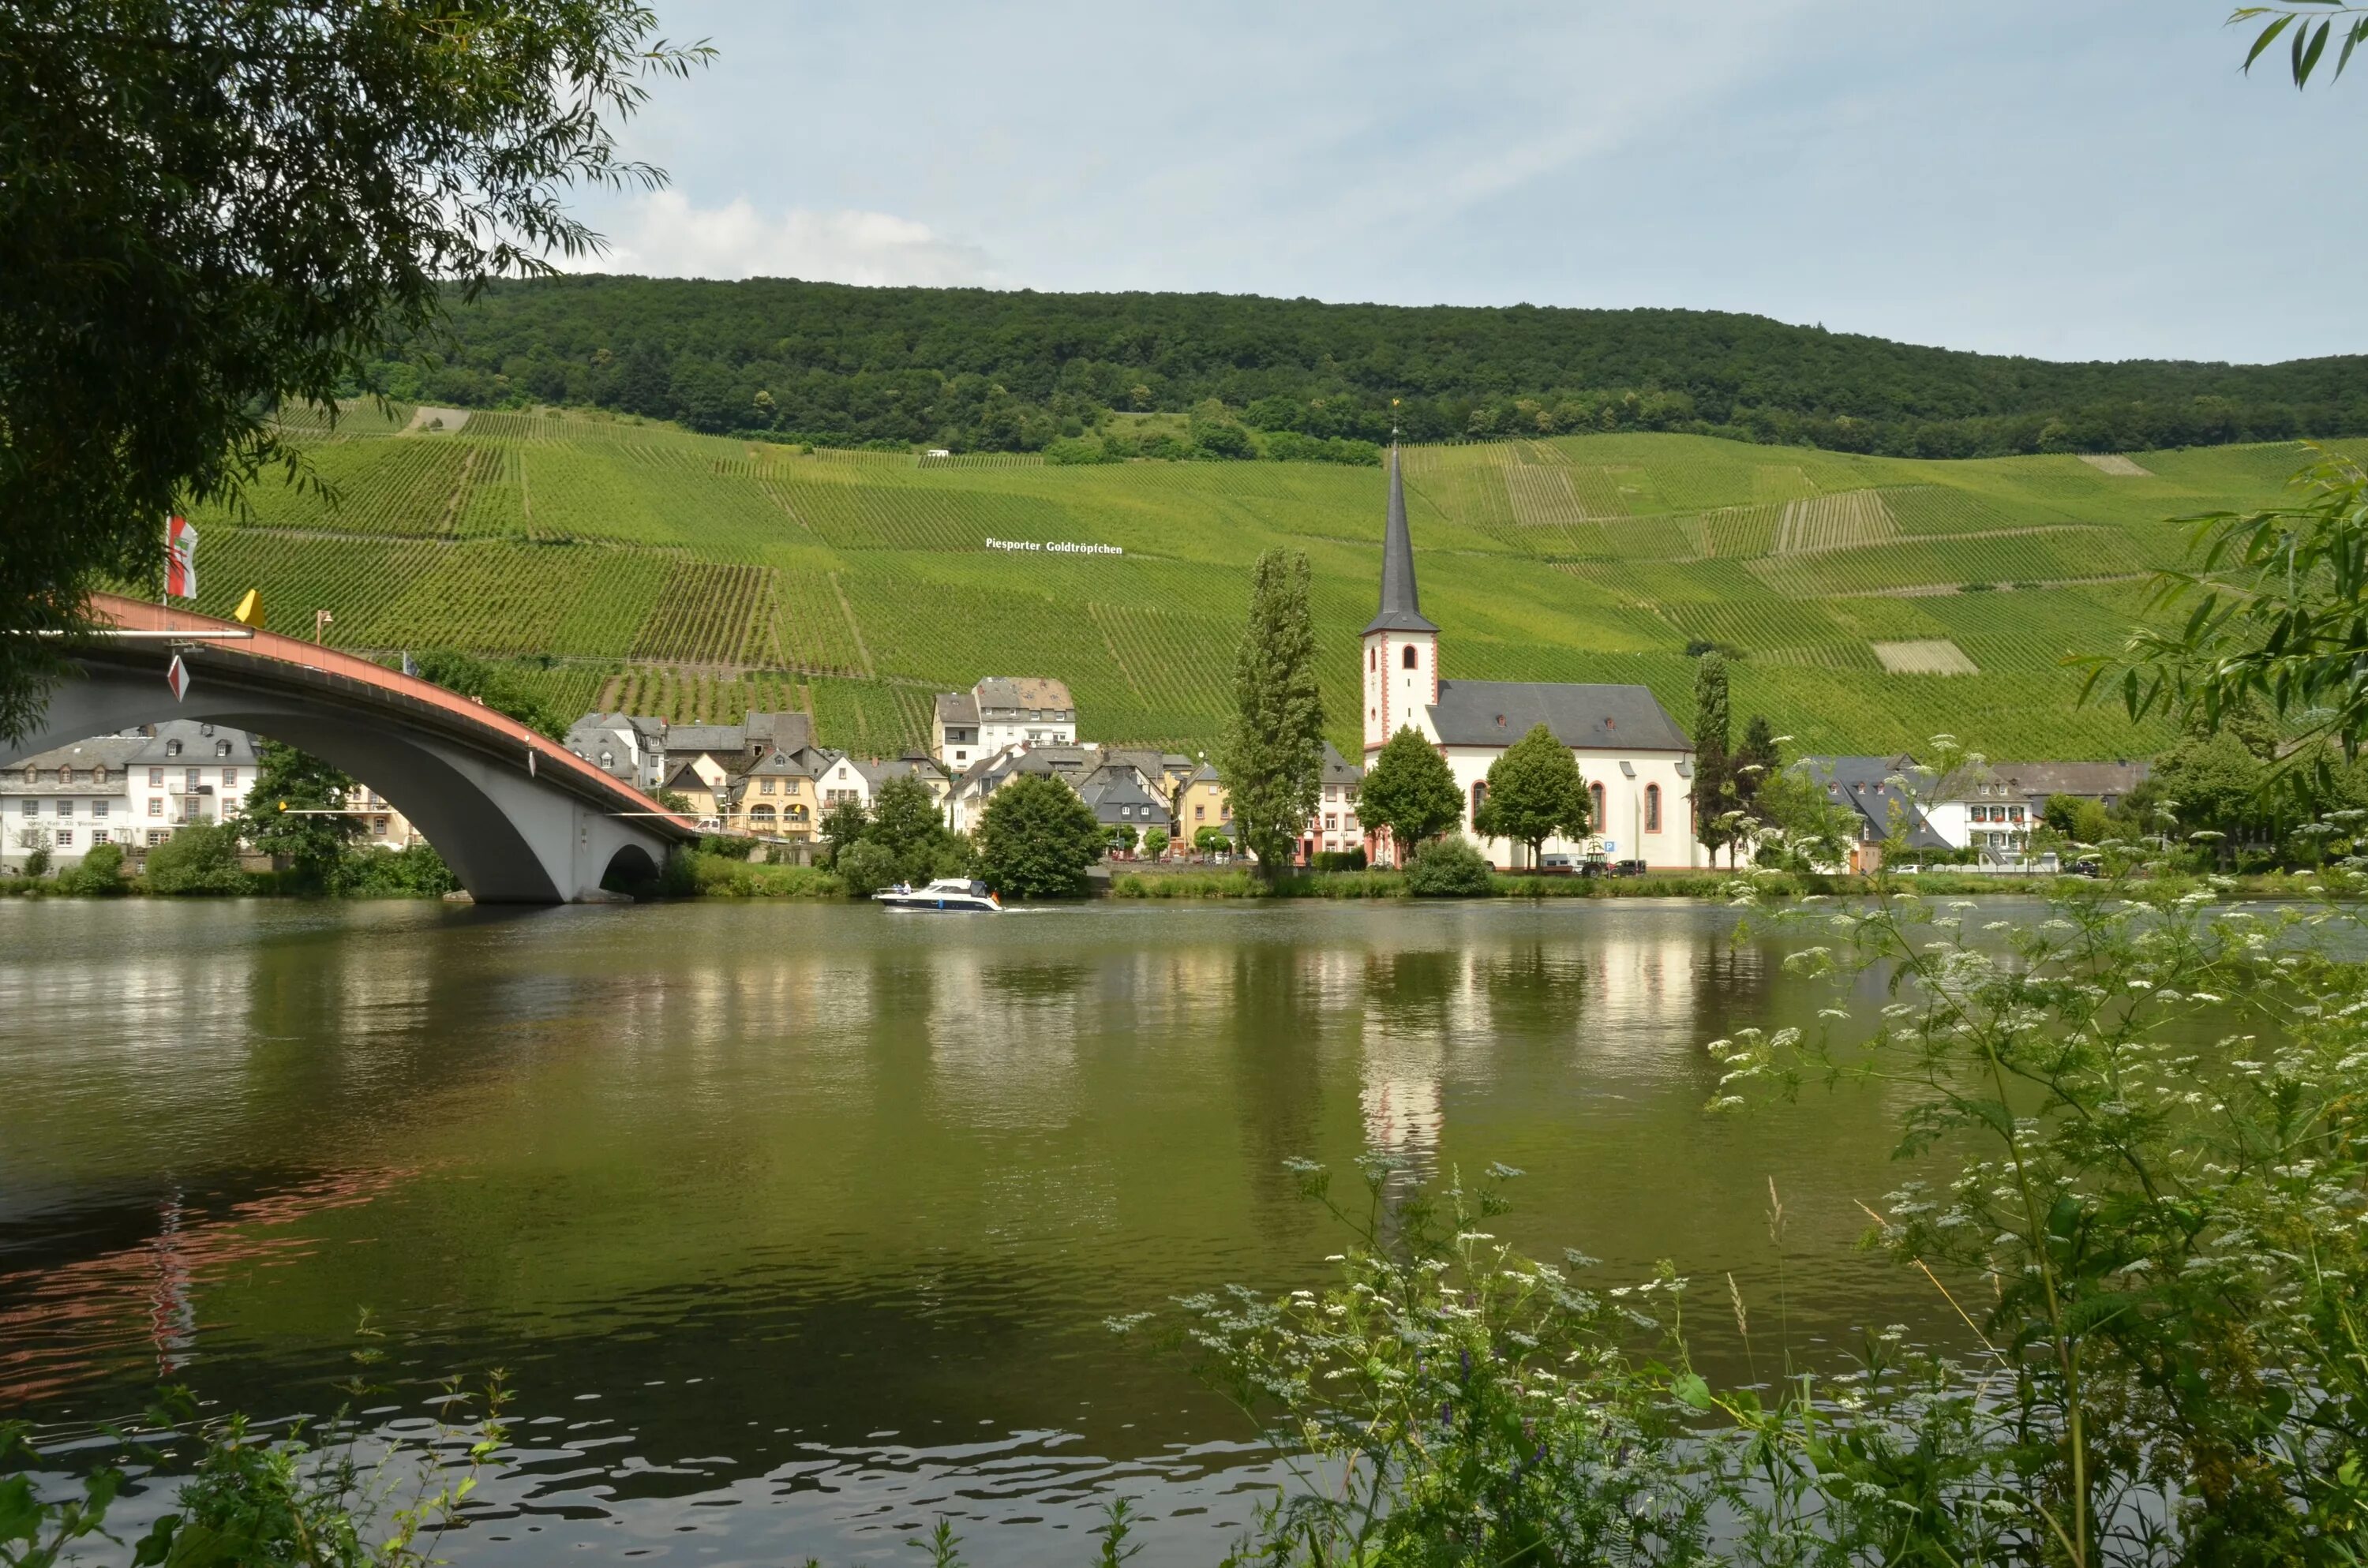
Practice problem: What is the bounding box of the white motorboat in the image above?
[874,878,1002,912]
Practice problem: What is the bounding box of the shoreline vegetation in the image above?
[6,852,2349,905]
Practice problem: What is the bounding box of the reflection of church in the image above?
[1361,451,1703,870]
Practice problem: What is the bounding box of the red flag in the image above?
[166,515,198,599]
[166,654,191,702]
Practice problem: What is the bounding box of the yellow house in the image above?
[729,746,823,840]
[1174,761,1231,851]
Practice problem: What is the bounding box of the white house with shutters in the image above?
[1359,449,1703,872]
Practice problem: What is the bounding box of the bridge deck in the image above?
[86,594,696,841]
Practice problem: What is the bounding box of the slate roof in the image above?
[2,732,149,791]
[745,712,814,753]
[1426,681,1691,752]
[1320,741,1362,787]
[664,724,746,758]
[1365,447,1439,635]
[935,691,980,726]
[1794,757,1951,850]
[129,721,260,767]
[974,676,1073,713]
[1077,765,1163,825]
[1976,761,2151,802]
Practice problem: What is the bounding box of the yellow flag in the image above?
[233,589,264,628]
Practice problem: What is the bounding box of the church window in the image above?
[1645,784,1662,832]
[1402,644,1418,669]
[1368,647,1376,672]
[1591,781,1606,828]
[1471,781,1487,820]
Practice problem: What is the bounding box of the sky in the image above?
[566,1,2361,365]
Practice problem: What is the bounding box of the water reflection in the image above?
[0,898,1960,1564]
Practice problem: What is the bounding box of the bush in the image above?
[58,841,126,895]
[144,824,249,894]
[1404,835,1493,896]
[331,843,460,897]
[1310,848,1367,872]
[698,833,755,860]
[21,843,51,878]
[834,839,899,896]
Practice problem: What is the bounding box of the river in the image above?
[0,897,1959,1565]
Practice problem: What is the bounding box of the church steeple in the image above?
[1364,445,1437,634]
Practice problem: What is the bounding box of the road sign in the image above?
[166,654,190,702]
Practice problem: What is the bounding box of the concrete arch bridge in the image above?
[6,594,695,903]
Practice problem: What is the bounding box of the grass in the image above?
[167,412,2368,760]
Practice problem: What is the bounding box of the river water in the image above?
[0,897,1960,1565]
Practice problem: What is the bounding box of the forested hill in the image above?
[374,276,2368,459]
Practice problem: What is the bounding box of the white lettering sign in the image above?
[985,537,1123,556]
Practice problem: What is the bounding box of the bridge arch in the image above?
[6,597,695,903]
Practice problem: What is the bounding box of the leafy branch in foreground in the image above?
[2234,4,2368,87]
[2081,448,2368,784]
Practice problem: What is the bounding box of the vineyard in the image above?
[154,407,2368,759]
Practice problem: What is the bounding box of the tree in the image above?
[658,788,695,814]
[406,650,568,739]
[2041,793,2112,846]
[1218,549,1325,877]
[1357,726,1463,864]
[1471,724,1590,867]
[1193,825,1231,854]
[1691,654,1734,866]
[1141,825,1171,860]
[819,799,869,866]
[865,775,954,880]
[235,740,364,885]
[1732,715,1780,820]
[2153,730,2273,866]
[976,773,1103,899]
[144,822,247,893]
[1105,823,1138,854]
[1748,766,1856,873]
[2,1,710,741]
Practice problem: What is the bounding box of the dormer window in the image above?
[215,739,230,757]
[166,739,182,758]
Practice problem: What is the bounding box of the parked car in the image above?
[1539,853,1576,872]
[1612,859,1648,878]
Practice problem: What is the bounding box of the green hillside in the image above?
[175,410,2358,761]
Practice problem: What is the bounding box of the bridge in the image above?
[5,593,697,903]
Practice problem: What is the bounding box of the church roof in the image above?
[1364,447,1438,635]
[1427,680,1692,753]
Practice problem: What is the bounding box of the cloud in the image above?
[583,191,996,286]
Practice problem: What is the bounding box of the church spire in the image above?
[1364,443,1437,634]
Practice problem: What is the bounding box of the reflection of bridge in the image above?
[5,594,695,903]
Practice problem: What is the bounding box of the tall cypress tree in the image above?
[1220,548,1325,877]
[1692,653,1733,867]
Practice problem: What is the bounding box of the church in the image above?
[1361,451,1703,871]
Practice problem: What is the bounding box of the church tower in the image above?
[1362,446,1439,757]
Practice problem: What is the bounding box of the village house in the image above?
[4,732,148,867]
[125,723,260,847]
[1174,761,1231,849]
[1358,451,1702,871]
[932,677,1077,768]
[565,713,670,791]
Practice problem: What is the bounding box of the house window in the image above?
[16,799,31,816]
[1325,814,1338,831]
[58,799,73,818]
[56,829,73,847]
[215,739,231,758]
[148,829,167,845]
[1403,644,1418,669]
[760,779,776,795]
[185,769,200,791]
[92,799,108,819]
[1194,805,1205,821]
[165,739,181,757]
[148,799,163,818]
[223,768,237,788]
[92,768,107,786]
[1645,783,1662,832]
[373,818,388,838]
[149,768,163,786]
